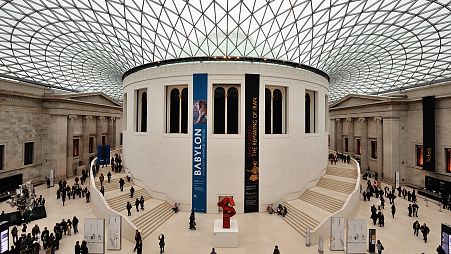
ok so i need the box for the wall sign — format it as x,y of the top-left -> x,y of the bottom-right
84,218 -> 105,254
106,216 -> 121,250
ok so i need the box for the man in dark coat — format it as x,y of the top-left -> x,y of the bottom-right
119,178 -> 125,191
420,223 -> 430,243
75,240 -> 81,254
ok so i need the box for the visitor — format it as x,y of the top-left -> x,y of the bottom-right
100,185 -> 105,196
85,190 -> 90,203
75,241 -> 81,254
99,173 -> 104,186
189,211 -> 196,230
413,220 -> 420,236
127,201 -> 132,216
391,204 -> 396,218
46,177 -> 51,188
119,178 -> 125,191
420,223 -> 430,243
140,195 -> 145,210
107,171 -> 112,183
81,240 -> 88,254
130,186 -> 135,198
282,206 -> 287,217
135,198 -> 140,212
158,234 -> 165,253
437,245 -> 446,254
172,203 -> 179,213
134,240 -> 143,254
210,247 -> 217,254
376,240 -> 384,254
273,245 -> 280,254
412,203 -> 419,217
408,204 -> 412,217
73,216 -> 79,234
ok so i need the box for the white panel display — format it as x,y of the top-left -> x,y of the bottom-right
330,217 -> 345,251
84,218 -> 105,254
107,216 -> 121,250
346,219 -> 367,254
0,229 -> 8,253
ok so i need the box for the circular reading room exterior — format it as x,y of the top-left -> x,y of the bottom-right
122,58 -> 330,213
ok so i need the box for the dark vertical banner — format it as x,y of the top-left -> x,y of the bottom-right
244,74 -> 260,213
192,73 -> 208,212
422,96 -> 435,171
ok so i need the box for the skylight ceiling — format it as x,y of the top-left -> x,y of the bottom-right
0,0 -> 450,101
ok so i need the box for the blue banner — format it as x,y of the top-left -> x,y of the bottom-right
192,73 -> 208,212
96,144 -> 110,165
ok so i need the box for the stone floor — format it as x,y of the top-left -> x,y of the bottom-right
1,175 -> 450,254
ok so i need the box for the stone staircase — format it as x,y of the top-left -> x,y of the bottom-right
94,165 -> 174,239
283,162 -> 357,237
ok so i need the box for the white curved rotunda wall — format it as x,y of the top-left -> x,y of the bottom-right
122,61 -> 329,213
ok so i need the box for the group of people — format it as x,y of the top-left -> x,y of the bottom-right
10,215 -> 80,254
55,179 -> 91,205
126,194 -> 145,216
328,152 -> 351,164
110,153 -> 123,173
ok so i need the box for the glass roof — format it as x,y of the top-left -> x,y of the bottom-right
0,0 -> 450,101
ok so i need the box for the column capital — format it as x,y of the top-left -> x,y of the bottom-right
374,116 -> 383,122
97,116 -> 106,121
85,115 -> 93,120
335,118 -> 342,123
68,114 -> 77,120
345,117 -> 353,122
109,117 -> 116,121
358,117 -> 366,123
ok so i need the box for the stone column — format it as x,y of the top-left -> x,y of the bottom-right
346,118 -> 354,155
375,116 -> 383,177
81,116 -> 91,168
330,119 -> 336,151
359,117 -> 368,171
335,118 -> 343,152
66,114 -> 77,177
112,118 -> 117,149
96,116 -> 105,147
108,117 -> 114,147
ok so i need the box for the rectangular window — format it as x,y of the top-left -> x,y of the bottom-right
120,133 -> 123,146
135,88 -> 148,132
416,145 -> 423,167
102,135 -> 106,146
24,142 -> 34,165
73,138 -> 80,157
265,86 -> 287,134
446,148 -> 451,173
356,139 -> 361,155
371,140 -> 377,159
344,138 -> 349,152
0,145 -> 4,170
123,93 -> 127,131
305,90 -> 317,133
213,85 -> 240,134
166,86 -> 188,133
89,137 -> 94,153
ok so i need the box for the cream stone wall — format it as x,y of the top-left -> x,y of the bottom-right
0,79 -> 123,184
330,82 -> 451,187
123,61 -> 329,213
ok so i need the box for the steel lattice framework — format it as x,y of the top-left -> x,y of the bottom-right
0,0 -> 450,101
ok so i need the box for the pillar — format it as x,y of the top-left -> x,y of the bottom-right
335,118 -> 343,152
375,116 -> 383,177
108,117 -> 114,147
96,116 -> 105,147
359,117 -> 368,171
81,116 -> 91,167
112,118 -> 117,149
346,118 -> 354,156
66,114 -> 77,177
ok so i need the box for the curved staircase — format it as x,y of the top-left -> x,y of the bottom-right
94,165 -> 174,239
282,162 -> 358,237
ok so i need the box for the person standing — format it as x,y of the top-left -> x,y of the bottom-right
134,240 -> 143,254
376,240 -> 384,254
107,171 -> 112,183
127,201 -> 132,216
210,247 -> 217,254
158,234 -> 165,253
74,241 -> 81,254
413,220 -> 420,236
408,204 -> 412,217
86,190 -> 90,203
135,198 -> 140,212
46,177 -> 51,188
273,245 -> 280,254
119,178 -> 125,191
437,245 -> 446,254
100,185 -> 105,196
391,204 -> 396,218
412,203 -> 419,217
81,240 -> 88,254
130,186 -> 135,198
420,223 -> 430,243
99,173 -> 104,186
11,226 -> 18,243
140,195 -> 145,210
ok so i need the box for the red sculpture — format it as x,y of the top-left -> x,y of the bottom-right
217,196 -> 236,228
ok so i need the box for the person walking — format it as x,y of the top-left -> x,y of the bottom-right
74,241 -> 81,254
46,177 -> 51,188
99,173 -> 104,186
135,198 -> 140,212
420,223 -> 430,243
100,185 -> 105,196
72,216 -> 79,234
119,178 -> 125,191
408,204 -> 412,217
86,190 -> 90,203
158,234 -> 165,253
107,171 -> 112,183
273,245 -> 280,254
130,186 -> 135,198
134,240 -> 143,254
376,240 -> 384,254
210,247 -> 217,254
127,201 -> 132,216
412,203 -> 419,217
437,245 -> 446,254
140,195 -> 145,210
391,204 -> 396,218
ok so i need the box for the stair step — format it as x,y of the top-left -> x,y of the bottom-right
141,206 -> 174,239
299,190 -> 344,213
317,178 -> 355,193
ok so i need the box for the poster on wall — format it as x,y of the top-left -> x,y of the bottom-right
0,222 -> 9,254
330,217 -> 345,251
395,171 -> 400,189
442,223 -> 451,254
106,216 -> 121,250
84,218 -> 105,254
244,73 -> 260,213
346,219 -> 367,254
192,73 -> 208,213
422,96 -> 435,171
96,145 -> 110,166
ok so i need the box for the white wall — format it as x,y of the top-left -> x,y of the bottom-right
123,62 -> 329,213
